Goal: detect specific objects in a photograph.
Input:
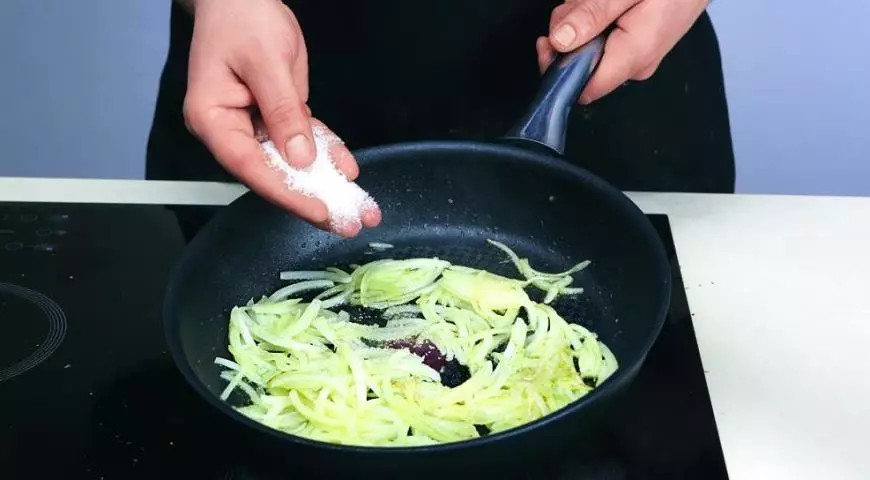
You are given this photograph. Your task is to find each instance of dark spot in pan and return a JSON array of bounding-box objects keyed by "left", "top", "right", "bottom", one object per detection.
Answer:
[
  {"left": 439, "top": 359, "right": 471, "bottom": 388},
  {"left": 343, "top": 306, "right": 388, "bottom": 327}
]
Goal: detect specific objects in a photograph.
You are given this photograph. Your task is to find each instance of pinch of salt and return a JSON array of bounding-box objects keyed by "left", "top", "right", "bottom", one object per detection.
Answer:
[{"left": 261, "top": 125, "right": 377, "bottom": 231}]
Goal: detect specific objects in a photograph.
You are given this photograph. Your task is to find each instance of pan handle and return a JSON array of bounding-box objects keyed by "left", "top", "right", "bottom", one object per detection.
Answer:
[{"left": 503, "top": 36, "right": 605, "bottom": 155}]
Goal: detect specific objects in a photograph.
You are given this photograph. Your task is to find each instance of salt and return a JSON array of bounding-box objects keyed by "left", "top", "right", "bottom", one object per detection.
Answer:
[{"left": 261, "top": 125, "right": 377, "bottom": 231}]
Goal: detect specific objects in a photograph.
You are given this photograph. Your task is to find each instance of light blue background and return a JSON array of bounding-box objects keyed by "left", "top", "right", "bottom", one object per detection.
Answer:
[{"left": 1, "top": 0, "right": 867, "bottom": 196}]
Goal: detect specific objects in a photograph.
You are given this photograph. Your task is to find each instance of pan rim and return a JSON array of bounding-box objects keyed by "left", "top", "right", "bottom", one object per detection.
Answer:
[{"left": 163, "top": 139, "right": 672, "bottom": 454}]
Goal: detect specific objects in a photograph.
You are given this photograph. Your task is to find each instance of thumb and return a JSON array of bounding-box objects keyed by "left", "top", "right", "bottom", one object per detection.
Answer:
[
  {"left": 549, "top": 0, "right": 640, "bottom": 52},
  {"left": 240, "top": 59, "right": 315, "bottom": 169}
]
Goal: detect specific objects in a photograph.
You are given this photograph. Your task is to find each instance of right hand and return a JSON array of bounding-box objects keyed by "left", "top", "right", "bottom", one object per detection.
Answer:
[{"left": 182, "top": 0, "right": 381, "bottom": 237}]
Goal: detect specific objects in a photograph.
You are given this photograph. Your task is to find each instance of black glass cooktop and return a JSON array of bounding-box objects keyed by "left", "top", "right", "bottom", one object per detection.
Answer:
[{"left": 0, "top": 203, "right": 728, "bottom": 480}]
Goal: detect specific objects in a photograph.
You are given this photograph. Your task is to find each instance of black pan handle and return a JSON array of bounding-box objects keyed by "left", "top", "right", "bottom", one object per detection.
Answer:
[{"left": 503, "top": 35, "right": 605, "bottom": 155}]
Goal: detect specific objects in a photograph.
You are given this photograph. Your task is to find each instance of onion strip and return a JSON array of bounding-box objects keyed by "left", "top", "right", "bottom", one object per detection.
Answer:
[{"left": 214, "top": 239, "right": 616, "bottom": 447}]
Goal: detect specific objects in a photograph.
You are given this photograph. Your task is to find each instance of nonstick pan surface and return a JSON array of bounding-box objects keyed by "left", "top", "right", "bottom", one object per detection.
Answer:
[{"left": 163, "top": 37, "right": 672, "bottom": 477}]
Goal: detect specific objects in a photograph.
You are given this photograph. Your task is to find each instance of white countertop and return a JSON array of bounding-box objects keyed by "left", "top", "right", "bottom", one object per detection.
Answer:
[{"left": 2, "top": 177, "right": 869, "bottom": 479}]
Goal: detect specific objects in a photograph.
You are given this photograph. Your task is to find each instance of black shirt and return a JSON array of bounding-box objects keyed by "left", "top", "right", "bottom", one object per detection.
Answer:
[{"left": 147, "top": 1, "right": 734, "bottom": 194}]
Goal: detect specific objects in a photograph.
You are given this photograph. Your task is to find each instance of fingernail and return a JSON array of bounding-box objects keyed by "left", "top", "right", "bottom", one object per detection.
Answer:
[
  {"left": 553, "top": 24, "right": 576, "bottom": 47},
  {"left": 285, "top": 134, "right": 313, "bottom": 168}
]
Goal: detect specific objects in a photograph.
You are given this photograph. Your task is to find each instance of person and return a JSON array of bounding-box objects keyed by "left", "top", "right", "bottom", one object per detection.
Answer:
[{"left": 147, "top": 0, "right": 735, "bottom": 239}]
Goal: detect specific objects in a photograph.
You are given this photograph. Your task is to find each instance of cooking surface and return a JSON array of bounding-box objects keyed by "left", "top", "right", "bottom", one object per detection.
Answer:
[{"left": 0, "top": 202, "right": 727, "bottom": 479}]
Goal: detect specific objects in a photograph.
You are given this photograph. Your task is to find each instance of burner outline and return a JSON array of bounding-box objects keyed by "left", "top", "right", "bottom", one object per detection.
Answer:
[
  {"left": 4, "top": 242, "right": 24, "bottom": 251},
  {"left": 0, "top": 283, "right": 68, "bottom": 382}
]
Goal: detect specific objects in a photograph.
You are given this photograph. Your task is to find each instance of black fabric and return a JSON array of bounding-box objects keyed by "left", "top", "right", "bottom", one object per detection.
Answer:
[{"left": 147, "top": 1, "right": 735, "bottom": 194}]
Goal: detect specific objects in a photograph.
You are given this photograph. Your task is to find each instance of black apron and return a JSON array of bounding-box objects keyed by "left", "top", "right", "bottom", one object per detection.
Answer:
[{"left": 147, "top": 1, "right": 735, "bottom": 194}]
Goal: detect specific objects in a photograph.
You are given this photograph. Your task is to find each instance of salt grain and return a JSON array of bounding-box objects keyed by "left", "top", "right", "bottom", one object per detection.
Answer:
[{"left": 262, "top": 125, "right": 377, "bottom": 231}]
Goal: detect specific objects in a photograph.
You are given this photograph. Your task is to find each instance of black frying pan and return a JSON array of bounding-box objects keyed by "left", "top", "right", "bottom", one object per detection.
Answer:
[{"left": 164, "top": 37, "right": 671, "bottom": 478}]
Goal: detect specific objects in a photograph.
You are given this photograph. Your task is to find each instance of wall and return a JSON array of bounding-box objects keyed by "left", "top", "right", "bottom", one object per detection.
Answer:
[
  {"left": 0, "top": 0, "right": 169, "bottom": 180},
  {"left": 708, "top": 1, "right": 870, "bottom": 196},
  {"left": 0, "top": 1, "right": 867, "bottom": 196}
]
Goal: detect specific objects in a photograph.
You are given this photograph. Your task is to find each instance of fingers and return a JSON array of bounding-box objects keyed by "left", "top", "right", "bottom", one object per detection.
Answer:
[
  {"left": 313, "top": 120, "right": 382, "bottom": 230},
  {"left": 535, "top": 36, "right": 556, "bottom": 74},
  {"left": 307, "top": 118, "right": 382, "bottom": 232},
  {"left": 186, "top": 100, "right": 330, "bottom": 226},
  {"left": 237, "top": 48, "right": 315, "bottom": 169},
  {"left": 184, "top": 71, "right": 254, "bottom": 141},
  {"left": 566, "top": 0, "right": 710, "bottom": 104},
  {"left": 577, "top": 0, "right": 684, "bottom": 104},
  {"left": 187, "top": 88, "right": 379, "bottom": 237},
  {"left": 314, "top": 204, "right": 380, "bottom": 238},
  {"left": 285, "top": 9, "right": 310, "bottom": 102},
  {"left": 361, "top": 207, "right": 382, "bottom": 229},
  {"left": 329, "top": 145, "right": 359, "bottom": 181},
  {"left": 327, "top": 220, "right": 363, "bottom": 239},
  {"left": 549, "top": 0, "right": 641, "bottom": 52},
  {"left": 578, "top": 29, "right": 637, "bottom": 104},
  {"left": 313, "top": 130, "right": 383, "bottom": 231},
  {"left": 578, "top": 34, "right": 661, "bottom": 104},
  {"left": 633, "top": 59, "right": 661, "bottom": 81},
  {"left": 309, "top": 118, "right": 360, "bottom": 180}
]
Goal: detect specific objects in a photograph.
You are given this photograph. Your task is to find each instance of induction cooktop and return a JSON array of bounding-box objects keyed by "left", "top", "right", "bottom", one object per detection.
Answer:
[{"left": 0, "top": 202, "right": 728, "bottom": 479}]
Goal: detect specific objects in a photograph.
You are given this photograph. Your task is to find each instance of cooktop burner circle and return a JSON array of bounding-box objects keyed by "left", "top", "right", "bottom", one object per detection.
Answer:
[{"left": 0, "top": 282, "right": 67, "bottom": 382}]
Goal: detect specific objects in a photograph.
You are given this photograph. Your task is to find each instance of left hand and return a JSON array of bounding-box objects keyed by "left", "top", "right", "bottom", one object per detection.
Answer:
[{"left": 536, "top": 0, "right": 710, "bottom": 104}]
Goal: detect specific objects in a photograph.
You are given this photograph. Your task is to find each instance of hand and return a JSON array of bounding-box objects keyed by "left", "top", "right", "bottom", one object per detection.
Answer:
[
  {"left": 182, "top": 0, "right": 380, "bottom": 236},
  {"left": 536, "top": 0, "right": 709, "bottom": 104}
]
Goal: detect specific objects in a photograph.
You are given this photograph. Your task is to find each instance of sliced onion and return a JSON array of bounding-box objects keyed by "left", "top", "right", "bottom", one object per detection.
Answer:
[{"left": 213, "top": 239, "right": 615, "bottom": 447}]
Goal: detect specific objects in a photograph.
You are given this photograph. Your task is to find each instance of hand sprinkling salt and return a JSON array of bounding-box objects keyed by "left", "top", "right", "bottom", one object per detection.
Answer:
[{"left": 261, "top": 125, "right": 378, "bottom": 232}]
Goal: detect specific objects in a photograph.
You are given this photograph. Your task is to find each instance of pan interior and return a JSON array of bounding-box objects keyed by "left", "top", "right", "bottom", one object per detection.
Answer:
[
  {"left": 166, "top": 141, "right": 669, "bottom": 430},
  {"left": 179, "top": 232, "right": 620, "bottom": 407}
]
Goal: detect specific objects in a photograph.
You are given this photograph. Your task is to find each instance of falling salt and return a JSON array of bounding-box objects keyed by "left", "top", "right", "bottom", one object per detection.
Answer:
[{"left": 262, "top": 125, "right": 377, "bottom": 231}]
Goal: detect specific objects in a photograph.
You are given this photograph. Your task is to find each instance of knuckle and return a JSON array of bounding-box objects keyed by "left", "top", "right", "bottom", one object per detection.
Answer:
[
  {"left": 236, "top": 41, "right": 266, "bottom": 73},
  {"left": 634, "top": 63, "right": 659, "bottom": 81},
  {"left": 182, "top": 94, "right": 209, "bottom": 136},
  {"left": 235, "top": 38, "right": 290, "bottom": 75},
  {"left": 277, "top": 43, "right": 297, "bottom": 63},
  {"left": 230, "top": 149, "right": 259, "bottom": 174},
  {"left": 263, "top": 100, "right": 305, "bottom": 131},
  {"left": 575, "top": 0, "right": 606, "bottom": 28},
  {"left": 618, "top": 32, "right": 656, "bottom": 77},
  {"left": 631, "top": 49, "right": 660, "bottom": 78},
  {"left": 550, "top": 4, "right": 572, "bottom": 28},
  {"left": 220, "top": 135, "right": 260, "bottom": 171}
]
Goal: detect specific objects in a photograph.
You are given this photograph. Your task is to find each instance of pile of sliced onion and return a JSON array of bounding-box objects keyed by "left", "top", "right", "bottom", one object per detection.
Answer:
[{"left": 215, "top": 240, "right": 617, "bottom": 446}]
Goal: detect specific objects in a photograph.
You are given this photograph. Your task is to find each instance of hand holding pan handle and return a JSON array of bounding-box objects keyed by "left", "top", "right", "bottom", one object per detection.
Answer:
[{"left": 504, "top": 35, "right": 605, "bottom": 155}]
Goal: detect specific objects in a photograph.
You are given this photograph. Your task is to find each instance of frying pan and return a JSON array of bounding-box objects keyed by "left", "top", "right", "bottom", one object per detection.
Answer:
[{"left": 164, "top": 36, "right": 671, "bottom": 478}]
